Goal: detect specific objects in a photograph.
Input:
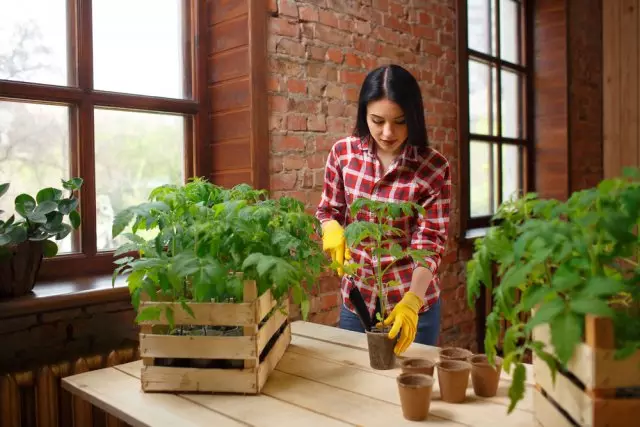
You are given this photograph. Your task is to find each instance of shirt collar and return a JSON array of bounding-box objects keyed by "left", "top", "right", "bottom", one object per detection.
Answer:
[{"left": 359, "top": 135, "right": 420, "bottom": 162}]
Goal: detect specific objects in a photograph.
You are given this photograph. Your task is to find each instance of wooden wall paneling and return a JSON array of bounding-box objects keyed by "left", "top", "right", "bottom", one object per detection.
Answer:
[
  {"left": 604, "top": 0, "right": 640, "bottom": 178},
  {"left": 207, "top": 0, "right": 269, "bottom": 190}
]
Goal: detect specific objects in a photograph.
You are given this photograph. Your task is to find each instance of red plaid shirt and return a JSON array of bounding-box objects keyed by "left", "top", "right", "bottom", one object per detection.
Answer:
[{"left": 316, "top": 135, "right": 451, "bottom": 319}]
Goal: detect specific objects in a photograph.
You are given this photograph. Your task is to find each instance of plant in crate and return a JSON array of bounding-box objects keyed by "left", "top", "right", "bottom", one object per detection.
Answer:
[
  {"left": 0, "top": 178, "right": 83, "bottom": 297},
  {"left": 111, "top": 179, "right": 328, "bottom": 390},
  {"left": 466, "top": 168, "right": 640, "bottom": 414},
  {"left": 336, "top": 197, "right": 435, "bottom": 370}
]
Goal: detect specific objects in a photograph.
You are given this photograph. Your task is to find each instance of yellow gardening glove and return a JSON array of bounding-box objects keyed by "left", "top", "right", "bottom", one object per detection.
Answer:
[
  {"left": 379, "top": 291, "right": 423, "bottom": 355},
  {"left": 322, "top": 220, "right": 351, "bottom": 276}
]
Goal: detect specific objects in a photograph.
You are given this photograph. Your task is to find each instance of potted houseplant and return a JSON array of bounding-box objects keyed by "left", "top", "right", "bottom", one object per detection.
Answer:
[
  {"left": 0, "top": 178, "right": 83, "bottom": 297},
  {"left": 111, "top": 179, "right": 328, "bottom": 392},
  {"left": 466, "top": 168, "right": 640, "bottom": 414},
  {"left": 338, "top": 197, "right": 435, "bottom": 370}
]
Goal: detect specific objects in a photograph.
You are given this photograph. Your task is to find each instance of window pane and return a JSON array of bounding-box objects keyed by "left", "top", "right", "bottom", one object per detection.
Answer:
[
  {"left": 0, "top": 100, "right": 76, "bottom": 254},
  {"left": 467, "top": 0, "right": 495, "bottom": 55},
  {"left": 94, "top": 109, "right": 185, "bottom": 251},
  {"left": 93, "top": 0, "right": 188, "bottom": 99},
  {"left": 469, "top": 60, "right": 497, "bottom": 135},
  {"left": 0, "top": 0, "right": 69, "bottom": 86},
  {"left": 500, "top": 0, "right": 519, "bottom": 64},
  {"left": 501, "top": 70, "right": 520, "bottom": 138},
  {"left": 502, "top": 144, "right": 521, "bottom": 204},
  {"left": 470, "top": 141, "right": 497, "bottom": 217}
]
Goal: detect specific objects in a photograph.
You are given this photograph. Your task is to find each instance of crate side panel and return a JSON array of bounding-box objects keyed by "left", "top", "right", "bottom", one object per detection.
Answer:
[
  {"left": 257, "top": 323, "right": 291, "bottom": 391},
  {"left": 141, "top": 366, "right": 257, "bottom": 393},
  {"left": 138, "top": 302, "right": 255, "bottom": 326},
  {"left": 140, "top": 334, "right": 256, "bottom": 359}
]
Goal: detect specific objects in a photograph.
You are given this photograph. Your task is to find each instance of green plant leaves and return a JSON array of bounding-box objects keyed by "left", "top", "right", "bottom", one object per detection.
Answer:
[
  {"left": 0, "top": 183, "right": 9, "bottom": 198},
  {"left": 569, "top": 298, "right": 614, "bottom": 317},
  {"left": 507, "top": 364, "right": 526, "bottom": 413},
  {"left": 15, "top": 194, "right": 36, "bottom": 217},
  {"left": 42, "top": 240, "right": 59, "bottom": 257},
  {"left": 525, "top": 298, "right": 565, "bottom": 333},
  {"left": 550, "top": 311, "right": 582, "bottom": 364}
]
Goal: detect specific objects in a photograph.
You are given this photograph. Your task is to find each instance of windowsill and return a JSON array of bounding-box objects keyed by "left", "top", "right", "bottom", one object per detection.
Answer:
[
  {"left": 464, "top": 226, "right": 489, "bottom": 241},
  {"left": 0, "top": 274, "right": 130, "bottom": 319}
]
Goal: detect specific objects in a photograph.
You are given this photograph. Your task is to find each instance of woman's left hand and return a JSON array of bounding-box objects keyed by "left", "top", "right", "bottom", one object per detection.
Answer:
[{"left": 378, "top": 291, "right": 423, "bottom": 355}]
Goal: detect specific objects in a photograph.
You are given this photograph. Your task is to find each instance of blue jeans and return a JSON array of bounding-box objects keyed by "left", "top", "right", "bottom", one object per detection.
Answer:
[{"left": 339, "top": 298, "right": 441, "bottom": 346}]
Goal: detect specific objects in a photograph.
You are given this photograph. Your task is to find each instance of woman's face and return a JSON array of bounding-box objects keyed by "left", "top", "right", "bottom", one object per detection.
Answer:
[{"left": 366, "top": 98, "right": 408, "bottom": 156}]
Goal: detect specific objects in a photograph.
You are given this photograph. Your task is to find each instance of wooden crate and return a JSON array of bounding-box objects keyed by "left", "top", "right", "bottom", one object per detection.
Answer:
[
  {"left": 532, "top": 314, "right": 640, "bottom": 427},
  {"left": 137, "top": 280, "right": 291, "bottom": 394}
]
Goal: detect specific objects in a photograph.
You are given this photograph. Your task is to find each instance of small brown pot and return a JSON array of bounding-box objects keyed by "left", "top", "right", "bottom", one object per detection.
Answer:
[
  {"left": 365, "top": 326, "right": 397, "bottom": 370},
  {"left": 437, "top": 360, "right": 471, "bottom": 403},
  {"left": 439, "top": 347, "right": 473, "bottom": 362},
  {"left": 469, "top": 354, "right": 503, "bottom": 397},
  {"left": 0, "top": 241, "right": 44, "bottom": 298},
  {"left": 397, "top": 373, "right": 434, "bottom": 421},
  {"left": 400, "top": 357, "right": 435, "bottom": 376}
]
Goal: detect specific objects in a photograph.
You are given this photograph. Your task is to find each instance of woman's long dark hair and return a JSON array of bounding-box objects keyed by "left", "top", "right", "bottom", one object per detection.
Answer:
[{"left": 353, "top": 64, "right": 429, "bottom": 150}]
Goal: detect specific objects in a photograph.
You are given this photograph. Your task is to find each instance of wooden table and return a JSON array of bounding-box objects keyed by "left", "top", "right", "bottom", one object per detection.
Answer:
[{"left": 62, "top": 321, "right": 537, "bottom": 426}]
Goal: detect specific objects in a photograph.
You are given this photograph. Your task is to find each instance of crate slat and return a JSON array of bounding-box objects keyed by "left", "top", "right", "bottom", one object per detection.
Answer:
[
  {"left": 140, "top": 334, "right": 256, "bottom": 360},
  {"left": 257, "top": 289, "right": 277, "bottom": 323},
  {"left": 258, "top": 323, "right": 291, "bottom": 391},
  {"left": 141, "top": 366, "right": 258, "bottom": 393},
  {"left": 138, "top": 301, "right": 255, "bottom": 327},
  {"left": 532, "top": 389, "right": 575, "bottom": 427},
  {"left": 257, "top": 306, "right": 289, "bottom": 356}
]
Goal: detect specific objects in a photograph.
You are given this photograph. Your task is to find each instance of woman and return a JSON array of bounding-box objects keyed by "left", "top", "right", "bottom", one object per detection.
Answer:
[{"left": 315, "top": 64, "right": 451, "bottom": 355}]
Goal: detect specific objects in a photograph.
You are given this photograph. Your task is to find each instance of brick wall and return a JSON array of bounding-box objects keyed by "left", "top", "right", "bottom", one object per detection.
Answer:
[
  {"left": 266, "top": 0, "right": 476, "bottom": 350},
  {"left": 0, "top": 300, "right": 138, "bottom": 373}
]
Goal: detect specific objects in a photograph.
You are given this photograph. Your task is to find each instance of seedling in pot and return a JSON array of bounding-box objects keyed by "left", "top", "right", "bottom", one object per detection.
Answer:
[{"left": 333, "top": 198, "right": 436, "bottom": 369}]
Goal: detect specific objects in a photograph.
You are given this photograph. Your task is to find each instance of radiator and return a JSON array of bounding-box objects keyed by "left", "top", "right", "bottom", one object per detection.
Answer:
[{"left": 0, "top": 347, "right": 138, "bottom": 427}]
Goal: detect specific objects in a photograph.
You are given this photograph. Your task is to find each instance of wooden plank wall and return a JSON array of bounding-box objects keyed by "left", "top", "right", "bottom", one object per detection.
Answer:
[
  {"left": 604, "top": 0, "right": 640, "bottom": 178},
  {"left": 207, "top": 0, "right": 269, "bottom": 190}
]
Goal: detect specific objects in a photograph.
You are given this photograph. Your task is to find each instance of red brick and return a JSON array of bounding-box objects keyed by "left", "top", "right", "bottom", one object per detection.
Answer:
[
  {"left": 277, "top": 39, "right": 305, "bottom": 57},
  {"left": 268, "top": 0, "right": 278, "bottom": 14},
  {"left": 271, "top": 172, "right": 298, "bottom": 190},
  {"left": 372, "top": 0, "right": 389, "bottom": 11},
  {"left": 279, "top": 0, "right": 298, "bottom": 17},
  {"left": 299, "top": 5, "right": 319, "bottom": 22},
  {"left": 270, "top": 17, "right": 299, "bottom": 37},
  {"left": 307, "top": 115, "right": 327, "bottom": 132},
  {"left": 272, "top": 134, "right": 305, "bottom": 151},
  {"left": 270, "top": 95, "right": 290, "bottom": 112},
  {"left": 326, "top": 48, "right": 344, "bottom": 64},
  {"left": 286, "top": 115, "right": 307, "bottom": 131},
  {"left": 283, "top": 154, "right": 305, "bottom": 170},
  {"left": 308, "top": 45, "right": 327, "bottom": 60},
  {"left": 319, "top": 10, "right": 340, "bottom": 28},
  {"left": 287, "top": 79, "right": 307, "bottom": 93}
]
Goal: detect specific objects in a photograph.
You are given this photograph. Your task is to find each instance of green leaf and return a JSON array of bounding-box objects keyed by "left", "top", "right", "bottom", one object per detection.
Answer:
[
  {"left": 180, "top": 301, "right": 196, "bottom": 319},
  {"left": 69, "top": 211, "right": 81, "bottom": 228},
  {"left": 62, "top": 177, "right": 84, "bottom": 191},
  {"left": 58, "top": 198, "right": 79, "bottom": 215},
  {"left": 570, "top": 298, "right": 614, "bottom": 317},
  {"left": 525, "top": 297, "right": 565, "bottom": 333},
  {"left": 165, "top": 306, "right": 175, "bottom": 330},
  {"left": 520, "top": 285, "right": 554, "bottom": 312},
  {"left": 42, "top": 240, "right": 59, "bottom": 257},
  {"left": 580, "top": 276, "right": 626, "bottom": 298},
  {"left": 112, "top": 208, "right": 135, "bottom": 238},
  {"left": 300, "top": 299, "right": 310, "bottom": 320},
  {"left": 36, "top": 187, "right": 62, "bottom": 203},
  {"left": 0, "top": 183, "right": 9, "bottom": 198},
  {"left": 550, "top": 310, "right": 582, "bottom": 364},
  {"left": 507, "top": 363, "right": 526, "bottom": 413},
  {"left": 34, "top": 200, "right": 59, "bottom": 216},
  {"left": 15, "top": 194, "right": 36, "bottom": 217},
  {"left": 551, "top": 265, "right": 583, "bottom": 292},
  {"left": 135, "top": 306, "right": 162, "bottom": 323}
]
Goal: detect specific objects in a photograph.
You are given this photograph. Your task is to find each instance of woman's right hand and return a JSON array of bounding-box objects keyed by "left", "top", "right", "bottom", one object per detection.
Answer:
[{"left": 321, "top": 220, "right": 351, "bottom": 276}]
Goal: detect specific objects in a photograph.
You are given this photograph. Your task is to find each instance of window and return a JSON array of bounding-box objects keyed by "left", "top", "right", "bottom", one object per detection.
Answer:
[
  {"left": 458, "top": 0, "right": 533, "bottom": 233},
  {"left": 0, "top": 0, "right": 208, "bottom": 279}
]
